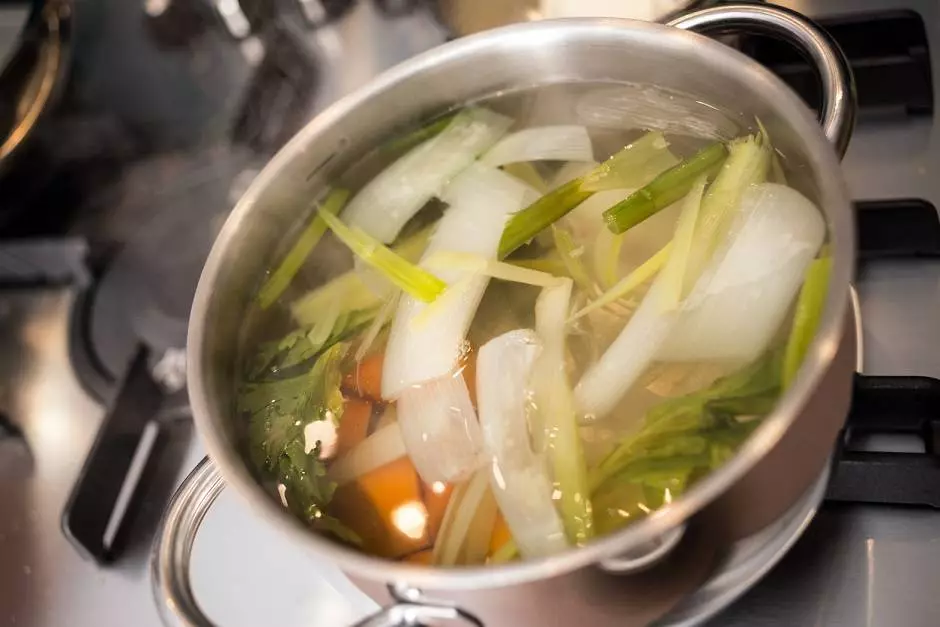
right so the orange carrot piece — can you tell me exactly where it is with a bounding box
[404,549,433,565]
[488,512,512,557]
[336,398,372,456]
[357,457,429,558]
[344,352,384,401]
[422,480,454,542]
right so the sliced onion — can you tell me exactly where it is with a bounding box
[433,468,492,566]
[382,164,533,398]
[461,487,498,565]
[658,183,825,363]
[477,329,568,558]
[329,421,406,486]
[341,108,512,244]
[396,373,484,484]
[479,125,593,167]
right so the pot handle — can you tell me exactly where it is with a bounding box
[667,3,856,157]
[151,457,484,627]
[151,456,223,627]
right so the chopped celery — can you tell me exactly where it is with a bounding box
[423,250,564,288]
[782,256,833,388]
[681,133,771,296]
[569,242,672,321]
[498,132,677,258]
[257,189,350,310]
[658,175,706,310]
[499,179,592,259]
[532,280,594,544]
[602,142,727,235]
[319,210,446,303]
[579,132,678,192]
[508,255,569,276]
[380,112,457,155]
[552,225,594,291]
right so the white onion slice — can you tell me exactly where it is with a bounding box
[382,164,533,398]
[576,182,825,419]
[433,468,492,565]
[329,422,406,486]
[341,108,512,243]
[479,125,593,167]
[396,373,484,484]
[477,329,568,558]
[658,183,825,363]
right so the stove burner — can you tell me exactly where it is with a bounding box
[825,199,940,508]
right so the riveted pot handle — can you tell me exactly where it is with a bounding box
[668,3,857,157]
[151,456,222,627]
[353,583,483,627]
[151,458,484,627]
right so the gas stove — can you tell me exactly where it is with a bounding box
[2,1,940,626]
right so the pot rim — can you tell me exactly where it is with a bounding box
[187,16,854,590]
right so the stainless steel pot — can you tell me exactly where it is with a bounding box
[152,5,857,626]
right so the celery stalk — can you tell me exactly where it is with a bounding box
[681,133,771,296]
[497,132,676,258]
[532,280,594,544]
[318,210,446,303]
[658,175,706,310]
[602,142,728,235]
[257,189,349,309]
[782,256,832,389]
[498,179,592,259]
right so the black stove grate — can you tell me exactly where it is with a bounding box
[826,200,940,507]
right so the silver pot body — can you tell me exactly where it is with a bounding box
[160,5,856,625]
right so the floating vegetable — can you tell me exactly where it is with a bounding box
[342,107,512,243]
[319,209,447,304]
[480,125,593,167]
[498,132,677,258]
[477,329,568,558]
[531,279,594,544]
[602,142,727,235]
[257,188,349,309]
[782,255,833,388]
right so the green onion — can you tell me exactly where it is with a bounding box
[782,256,833,389]
[602,142,728,235]
[318,210,446,303]
[256,189,349,309]
[497,132,677,258]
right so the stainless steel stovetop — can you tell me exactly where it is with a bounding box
[2,1,940,625]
